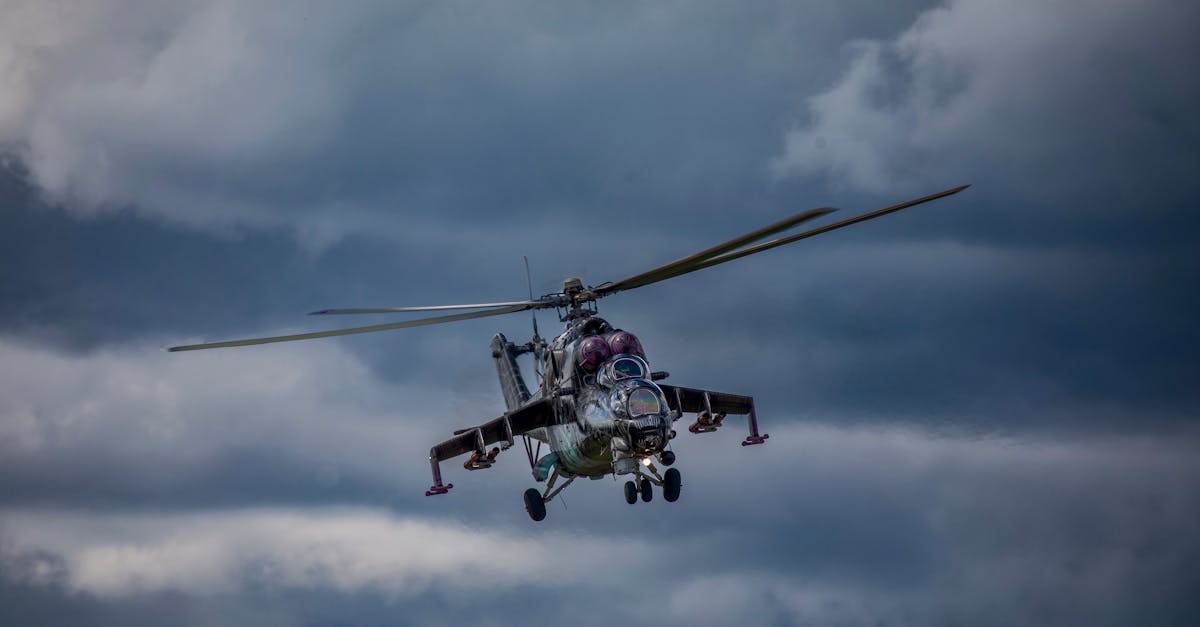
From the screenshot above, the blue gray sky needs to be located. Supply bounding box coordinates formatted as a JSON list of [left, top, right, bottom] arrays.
[[1, 1, 1198, 625]]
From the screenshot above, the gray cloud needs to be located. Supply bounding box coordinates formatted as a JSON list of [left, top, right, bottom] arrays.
[[1, 0, 933, 245], [3, 422, 1198, 626], [0, 338, 470, 511], [1, 338, 1197, 626], [2, 0, 1198, 624], [1, 508, 655, 598], [772, 0, 1199, 208]]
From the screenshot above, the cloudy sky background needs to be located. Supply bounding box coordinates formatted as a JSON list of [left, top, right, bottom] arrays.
[[1, 0, 1197, 625]]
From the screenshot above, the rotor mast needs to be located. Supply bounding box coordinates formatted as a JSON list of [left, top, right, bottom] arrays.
[[560, 277, 598, 321]]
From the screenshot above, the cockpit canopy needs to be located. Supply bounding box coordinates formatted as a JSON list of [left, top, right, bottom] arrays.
[[626, 387, 662, 417], [597, 354, 650, 388], [609, 379, 667, 419]]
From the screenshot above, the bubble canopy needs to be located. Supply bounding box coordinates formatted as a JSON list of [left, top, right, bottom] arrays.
[[613, 357, 645, 379], [609, 379, 667, 420], [597, 354, 649, 387], [627, 388, 662, 417]]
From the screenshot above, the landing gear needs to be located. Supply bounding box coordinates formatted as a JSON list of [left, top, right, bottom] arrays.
[[525, 467, 575, 521], [658, 450, 676, 466], [524, 487, 546, 522], [663, 468, 681, 502], [621, 457, 683, 507]]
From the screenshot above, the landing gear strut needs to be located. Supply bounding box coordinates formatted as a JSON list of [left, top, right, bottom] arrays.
[[524, 467, 574, 522], [622, 462, 682, 506]]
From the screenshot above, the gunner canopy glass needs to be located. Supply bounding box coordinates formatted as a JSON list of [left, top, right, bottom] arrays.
[[612, 357, 646, 380], [627, 388, 662, 417]]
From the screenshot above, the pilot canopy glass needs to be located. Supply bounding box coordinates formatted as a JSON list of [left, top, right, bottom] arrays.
[[627, 388, 662, 417]]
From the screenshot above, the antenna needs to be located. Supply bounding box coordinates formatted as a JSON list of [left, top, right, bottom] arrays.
[[523, 256, 544, 385], [523, 256, 540, 341]]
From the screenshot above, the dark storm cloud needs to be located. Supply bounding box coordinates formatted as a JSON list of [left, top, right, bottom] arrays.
[[1, 0, 1191, 432], [0, 338, 489, 513], [2, 0, 1199, 625], [772, 0, 1200, 243], [3, 426, 1198, 627], [0, 0, 936, 236], [4, 159, 1196, 430], [0, 340, 1197, 626], [613, 238, 1200, 431], [615, 0, 1200, 429]]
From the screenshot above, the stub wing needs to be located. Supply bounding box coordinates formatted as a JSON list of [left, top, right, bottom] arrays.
[[425, 398, 556, 496], [433, 397, 556, 461], [658, 383, 768, 446]]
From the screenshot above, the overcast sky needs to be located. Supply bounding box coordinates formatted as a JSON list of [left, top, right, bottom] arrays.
[[2, 1, 1198, 625]]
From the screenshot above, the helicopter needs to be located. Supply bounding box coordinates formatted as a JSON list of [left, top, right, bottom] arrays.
[[169, 185, 969, 521]]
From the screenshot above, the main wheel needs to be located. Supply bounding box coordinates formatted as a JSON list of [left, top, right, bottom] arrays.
[[639, 477, 653, 502], [663, 468, 682, 502], [624, 480, 638, 505], [524, 488, 547, 522]]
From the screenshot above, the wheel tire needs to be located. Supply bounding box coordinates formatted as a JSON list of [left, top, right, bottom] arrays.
[[524, 488, 547, 522], [659, 450, 676, 466], [639, 477, 653, 502], [663, 468, 682, 502], [624, 480, 638, 505]]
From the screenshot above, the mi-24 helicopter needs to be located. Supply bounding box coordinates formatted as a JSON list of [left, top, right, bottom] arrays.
[[170, 185, 968, 521]]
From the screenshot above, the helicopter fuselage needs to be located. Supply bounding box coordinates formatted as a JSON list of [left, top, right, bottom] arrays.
[[491, 314, 675, 480]]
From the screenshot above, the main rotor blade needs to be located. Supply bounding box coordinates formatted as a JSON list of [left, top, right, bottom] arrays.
[[168, 304, 532, 352], [600, 182, 974, 290], [604, 185, 970, 292], [309, 300, 544, 315], [594, 206, 835, 297], [595, 183, 969, 296]]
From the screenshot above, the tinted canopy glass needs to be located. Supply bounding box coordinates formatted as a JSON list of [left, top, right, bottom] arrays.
[[627, 388, 662, 417], [612, 357, 646, 380]]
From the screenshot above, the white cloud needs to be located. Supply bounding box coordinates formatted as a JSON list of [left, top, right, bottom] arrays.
[[0, 1, 350, 234], [772, 0, 1199, 204], [0, 1, 920, 251], [0, 336, 486, 496], [1, 379, 1196, 625], [0, 507, 650, 598]]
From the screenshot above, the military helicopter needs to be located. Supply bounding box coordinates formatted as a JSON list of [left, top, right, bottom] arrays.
[[170, 185, 968, 521]]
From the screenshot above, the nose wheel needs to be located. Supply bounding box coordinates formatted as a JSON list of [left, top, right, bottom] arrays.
[[622, 468, 681, 505]]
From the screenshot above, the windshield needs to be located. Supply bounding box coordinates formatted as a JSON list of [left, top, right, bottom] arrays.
[[627, 387, 662, 417], [597, 354, 651, 388], [612, 357, 646, 380]]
